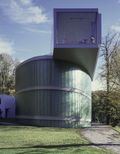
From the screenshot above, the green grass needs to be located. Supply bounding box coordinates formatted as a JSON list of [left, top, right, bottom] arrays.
[[114, 126, 120, 133], [0, 126, 114, 154], [0, 147, 114, 154]]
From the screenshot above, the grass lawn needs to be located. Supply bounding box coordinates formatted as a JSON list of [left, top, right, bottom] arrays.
[[114, 126, 120, 133], [0, 126, 114, 154]]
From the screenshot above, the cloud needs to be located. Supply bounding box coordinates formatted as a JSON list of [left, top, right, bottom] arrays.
[[0, 38, 14, 55], [109, 1, 120, 32], [0, 0, 48, 24], [92, 79, 105, 91], [20, 59, 25, 63], [111, 24, 120, 32], [24, 27, 51, 34]]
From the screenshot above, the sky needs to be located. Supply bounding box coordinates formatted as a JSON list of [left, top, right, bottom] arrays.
[[0, 0, 120, 91]]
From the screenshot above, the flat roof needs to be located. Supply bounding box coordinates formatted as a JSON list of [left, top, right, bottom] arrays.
[[16, 55, 53, 69], [54, 8, 98, 12]]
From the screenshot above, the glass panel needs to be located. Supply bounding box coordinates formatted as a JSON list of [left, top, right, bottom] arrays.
[[56, 12, 97, 45]]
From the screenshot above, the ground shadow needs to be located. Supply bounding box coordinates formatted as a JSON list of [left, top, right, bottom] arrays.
[[0, 143, 120, 150]]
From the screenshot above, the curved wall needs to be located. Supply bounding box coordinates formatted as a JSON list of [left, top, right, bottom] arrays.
[[16, 56, 91, 127]]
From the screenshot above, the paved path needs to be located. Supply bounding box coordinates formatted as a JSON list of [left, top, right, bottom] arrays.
[[81, 125, 120, 154]]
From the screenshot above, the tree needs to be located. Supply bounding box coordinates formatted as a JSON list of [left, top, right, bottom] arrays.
[[99, 32, 120, 125], [100, 33, 120, 92], [92, 91, 106, 123], [92, 90, 120, 126], [0, 53, 19, 95]]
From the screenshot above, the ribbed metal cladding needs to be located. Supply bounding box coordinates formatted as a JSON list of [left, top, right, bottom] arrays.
[[16, 56, 91, 128]]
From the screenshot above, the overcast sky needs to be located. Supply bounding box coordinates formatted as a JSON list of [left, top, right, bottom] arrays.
[[0, 0, 120, 90]]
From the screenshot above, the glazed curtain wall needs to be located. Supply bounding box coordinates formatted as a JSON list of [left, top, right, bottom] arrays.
[[16, 58, 91, 127]]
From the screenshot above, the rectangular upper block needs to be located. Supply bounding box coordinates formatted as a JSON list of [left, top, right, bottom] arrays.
[[54, 8, 101, 48]]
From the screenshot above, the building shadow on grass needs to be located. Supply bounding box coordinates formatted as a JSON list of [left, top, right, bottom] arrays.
[[0, 143, 120, 150]]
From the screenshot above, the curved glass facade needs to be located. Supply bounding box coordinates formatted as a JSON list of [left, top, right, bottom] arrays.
[[16, 56, 91, 127]]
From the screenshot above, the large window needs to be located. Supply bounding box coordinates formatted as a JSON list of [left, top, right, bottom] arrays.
[[55, 11, 98, 46]]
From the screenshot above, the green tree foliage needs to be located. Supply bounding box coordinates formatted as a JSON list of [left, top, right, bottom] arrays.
[[0, 53, 19, 95], [92, 91, 120, 126], [93, 32, 120, 126], [92, 91, 106, 123]]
